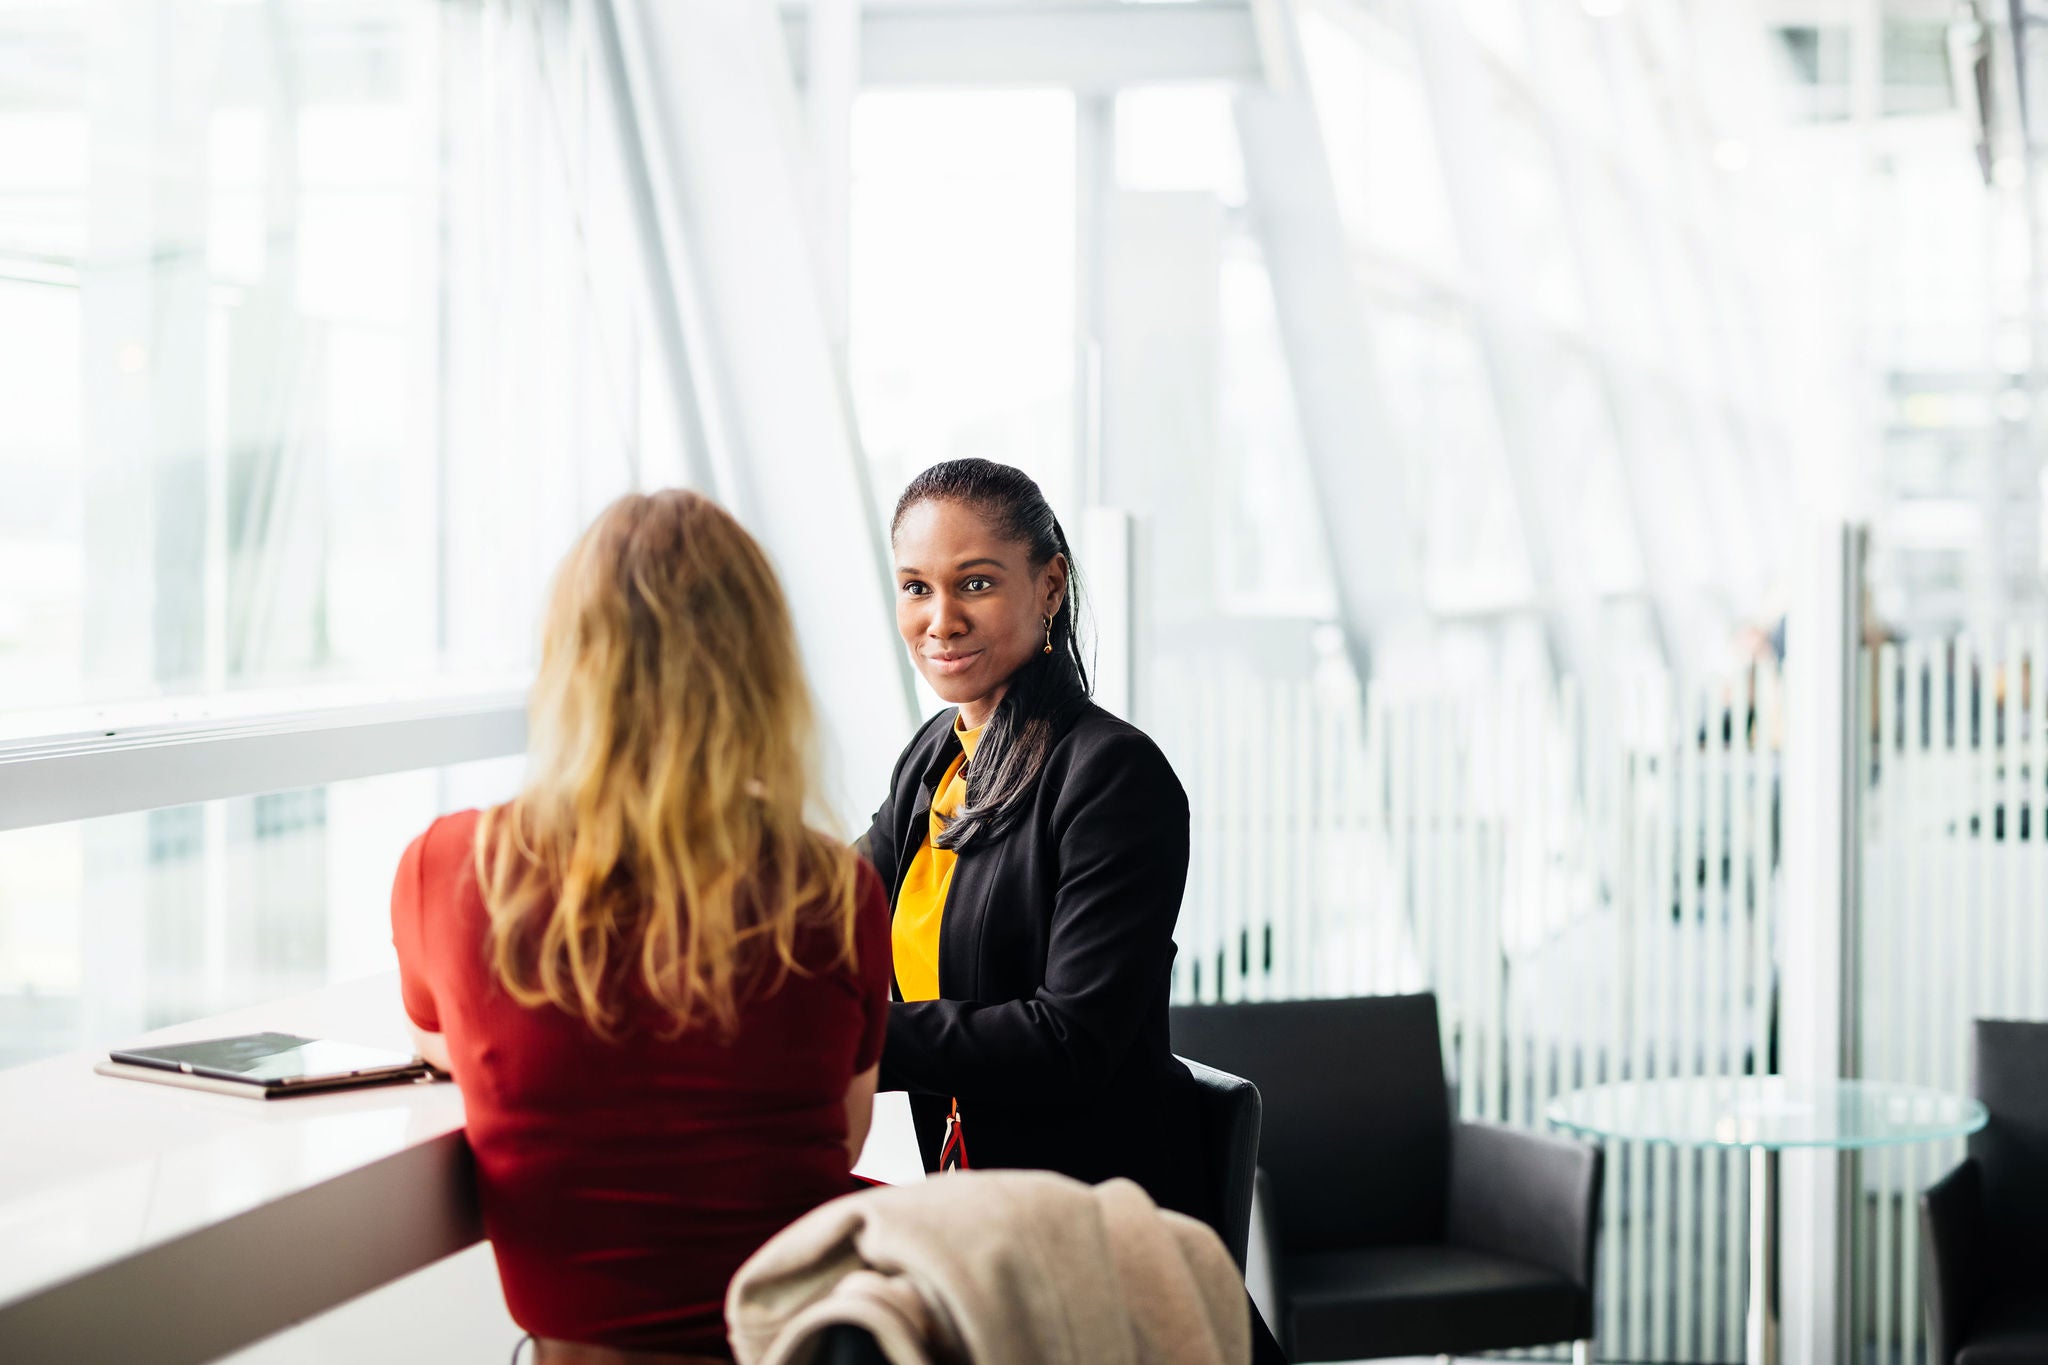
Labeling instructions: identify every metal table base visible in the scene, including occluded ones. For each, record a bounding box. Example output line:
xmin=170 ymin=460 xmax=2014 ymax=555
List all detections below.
xmin=1746 ymin=1147 xmax=1779 ymax=1365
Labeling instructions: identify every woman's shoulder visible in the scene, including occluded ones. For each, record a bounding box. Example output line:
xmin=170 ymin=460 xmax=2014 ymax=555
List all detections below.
xmin=850 ymin=855 xmax=890 ymax=940
xmin=1048 ymin=705 xmax=1184 ymax=797
xmin=852 ymin=851 xmax=886 ymax=900
xmin=784 ymin=842 xmax=888 ymax=976
xmin=419 ymin=806 xmax=483 ymax=854
xmin=391 ymin=810 xmax=487 ymax=958
xmin=1055 ymin=702 xmax=1166 ymax=755
xmin=405 ymin=808 xmax=486 ymax=892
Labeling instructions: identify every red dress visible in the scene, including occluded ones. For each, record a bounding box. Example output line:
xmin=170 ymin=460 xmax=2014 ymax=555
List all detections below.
xmin=390 ymin=809 xmax=891 ymax=1356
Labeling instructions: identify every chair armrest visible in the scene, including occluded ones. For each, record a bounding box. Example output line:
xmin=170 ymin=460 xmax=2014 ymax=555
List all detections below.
xmin=1447 ymin=1119 xmax=1604 ymax=1290
xmin=1921 ymin=1157 xmax=1984 ymax=1365
xmin=1245 ymin=1165 xmax=1285 ymax=1347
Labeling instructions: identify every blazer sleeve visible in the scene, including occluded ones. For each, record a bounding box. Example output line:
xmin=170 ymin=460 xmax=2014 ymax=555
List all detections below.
xmin=880 ymin=731 xmax=1189 ymax=1101
xmin=858 ymin=712 xmax=936 ymax=894
xmin=856 ymin=712 xmax=950 ymax=900
xmin=857 ymin=787 xmax=897 ymax=894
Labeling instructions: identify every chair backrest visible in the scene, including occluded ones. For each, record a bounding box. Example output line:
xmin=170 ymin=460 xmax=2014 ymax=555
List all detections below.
xmin=1174 ymin=1055 xmax=1261 ymax=1269
xmin=1972 ymin=1018 xmax=2048 ymax=1266
xmin=807 ymin=1323 xmax=894 ymax=1365
xmin=1170 ymin=994 xmax=1451 ymax=1254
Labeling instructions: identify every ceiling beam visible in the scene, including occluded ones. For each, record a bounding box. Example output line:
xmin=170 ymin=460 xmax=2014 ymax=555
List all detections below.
xmin=781 ymin=1 xmax=1264 ymax=91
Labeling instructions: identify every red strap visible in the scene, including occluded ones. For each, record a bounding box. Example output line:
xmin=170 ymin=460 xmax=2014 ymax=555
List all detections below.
xmin=939 ymin=1096 xmax=970 ymax=1171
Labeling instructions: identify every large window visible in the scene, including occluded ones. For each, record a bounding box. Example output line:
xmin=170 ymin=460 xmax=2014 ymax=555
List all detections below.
xmin=1297 ymin=1 xmax=1463 ymax=282
xmin=849 ymin=90 xmax=1077 ymax=529
xmin=0 ymin=0 xmax=678 ymax=1066
xmin=1372 ymin=305 xmax=1533 ymax=615
xmin=1117 ymin=83 xmax=1339 ymax=625
xmin=0 ymin=1 xmax=669 ymax=720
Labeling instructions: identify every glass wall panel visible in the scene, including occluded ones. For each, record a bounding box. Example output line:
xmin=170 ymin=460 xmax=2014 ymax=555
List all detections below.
xmin=0 ymin=1 xmax=663 ymax=720
xmin=0 ymin=754 xmax=523 ymax=1071
xmin=1455 ymin=0 xmax=1530 ymax=71
xmin=1527 ymin=345 xmax=1641 ymax=598
xmin=1582 ymin=172 xmax=1666 ymax=370
xmin=1621 ymin=382 xmax=1723 ymax=595
xmin=1882 ymin=19 xmax=1960 ymax=117
xmin=1373 ymin=306 xmax=1533 ymax=611
xmin=1647 ymin=219 xmax=1721 ymax=392
xmin=1113 ymin=84 xmax=1336 ymax=623
xmin=1533 ymin=0 xmax=1617 ymax=143
xmin=1602 ymin=14 xmax=1678 ymax=208
xmin=1489 ymin=81 xmax=1588 ymax=332
xmin=1216 ymin=241 xmax=1338 ymax=618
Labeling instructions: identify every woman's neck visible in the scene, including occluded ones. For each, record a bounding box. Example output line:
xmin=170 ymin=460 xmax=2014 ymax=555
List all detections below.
xmin=957 ymin=687 xmax=1005 ymax=732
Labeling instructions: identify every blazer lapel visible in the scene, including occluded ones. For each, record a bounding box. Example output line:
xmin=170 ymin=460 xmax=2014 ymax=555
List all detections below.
xmin=888 ymin=717 xmax=962 ymax=914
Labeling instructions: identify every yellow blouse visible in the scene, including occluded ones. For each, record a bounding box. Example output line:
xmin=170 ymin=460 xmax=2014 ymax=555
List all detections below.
xmin=891 ymin=716 xmax=983 ymax=1002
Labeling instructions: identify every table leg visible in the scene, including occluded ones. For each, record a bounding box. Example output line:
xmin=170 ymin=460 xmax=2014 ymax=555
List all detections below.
xmin=1746 ymin=1147 xmax=1779 ymax=1365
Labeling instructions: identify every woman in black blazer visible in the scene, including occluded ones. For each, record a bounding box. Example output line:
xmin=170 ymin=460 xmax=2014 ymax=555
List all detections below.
xmin=864 ymin=458 xmax=1207 ymax=1221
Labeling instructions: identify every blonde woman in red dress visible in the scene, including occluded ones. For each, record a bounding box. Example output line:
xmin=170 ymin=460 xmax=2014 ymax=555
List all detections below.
xmin=391 ymin=490 xmax=891 ymax=1365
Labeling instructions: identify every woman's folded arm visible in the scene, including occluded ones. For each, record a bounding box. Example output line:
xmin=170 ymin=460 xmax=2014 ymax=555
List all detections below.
xmin=880 ymin=737 xmax=1188 ymax=1100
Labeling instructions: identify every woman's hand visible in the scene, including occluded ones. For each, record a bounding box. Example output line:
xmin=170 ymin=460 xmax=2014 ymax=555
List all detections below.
xmin=844 ymin=1063 xmax=879 ymax=1166
xmin=410 ymin=1024 xmax=455 ymax=1078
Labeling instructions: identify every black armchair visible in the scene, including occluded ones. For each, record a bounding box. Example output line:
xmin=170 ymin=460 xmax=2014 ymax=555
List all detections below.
xmin=1178 ymin=1055 xmax=1262 ymax=1270
xmin=1171 ymin=994 xmax=1603 ymax=1362
xmin=1921 ymin=1018 xmax=2048 ymax=1365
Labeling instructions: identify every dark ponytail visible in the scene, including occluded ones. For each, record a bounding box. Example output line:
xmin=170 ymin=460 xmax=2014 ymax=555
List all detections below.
xmin=891 ymin=459 xmax=1090 ymax=852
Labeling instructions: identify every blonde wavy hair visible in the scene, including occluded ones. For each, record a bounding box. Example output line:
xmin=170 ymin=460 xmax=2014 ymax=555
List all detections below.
xmin=475 ymin=489 xmax=859 ymax=1040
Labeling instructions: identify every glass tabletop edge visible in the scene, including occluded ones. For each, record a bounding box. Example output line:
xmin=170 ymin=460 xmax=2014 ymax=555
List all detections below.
xmin=1542 ymin=1087 xmax=1989 ymax=1150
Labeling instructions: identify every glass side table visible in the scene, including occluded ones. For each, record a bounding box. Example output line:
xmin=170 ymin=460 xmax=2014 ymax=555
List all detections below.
xmin=1547 ymin=1076 xmax=1986 ymax=1365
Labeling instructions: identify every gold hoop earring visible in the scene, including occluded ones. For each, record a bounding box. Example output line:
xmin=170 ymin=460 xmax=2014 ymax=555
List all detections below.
xmin=1043 ymin=615 xmax=1054 ymax=654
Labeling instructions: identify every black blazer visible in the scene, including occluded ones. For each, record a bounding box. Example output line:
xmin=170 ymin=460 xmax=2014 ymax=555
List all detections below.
xmin=863 ymin=701 xmax=1207 ymax=1220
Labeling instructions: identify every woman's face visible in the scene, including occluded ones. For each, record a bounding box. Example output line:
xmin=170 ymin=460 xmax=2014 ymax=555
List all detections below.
xmin=893 ymin=498 xmax=1066 ymax=728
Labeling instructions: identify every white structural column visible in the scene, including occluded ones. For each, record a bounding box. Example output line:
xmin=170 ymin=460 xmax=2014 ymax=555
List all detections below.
xmin=600 ymin=0 xmax=914 ymax=818
xmin=1075 ymin=93 xmax=1112 ymax=508
xmin=1231 ymin=2 xmax=1426 ymax=683
xmin=1098 ymin=189 xmax=1226 ymax=657
xmin=1779 ymin=518 xmax=1866 ymax=1365
xmin=1073 ymin=96 xmax=1139 ymax=719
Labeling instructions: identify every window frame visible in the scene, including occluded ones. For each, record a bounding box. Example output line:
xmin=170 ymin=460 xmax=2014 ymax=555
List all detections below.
xmin=0 ymin=680 xmax=527 ymax=835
